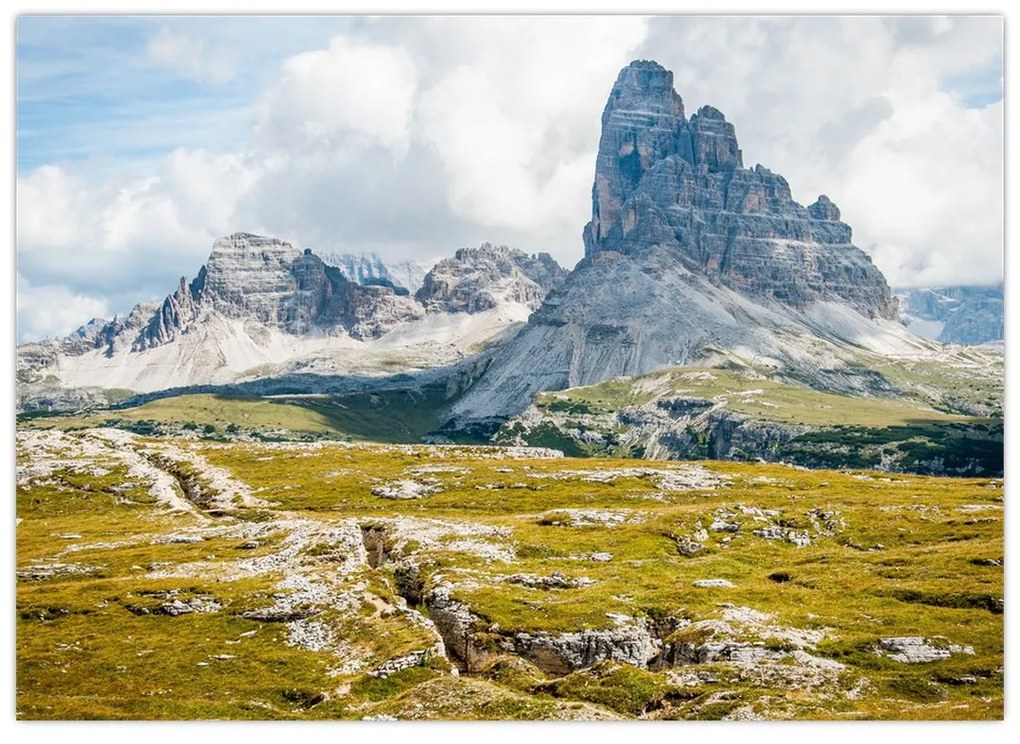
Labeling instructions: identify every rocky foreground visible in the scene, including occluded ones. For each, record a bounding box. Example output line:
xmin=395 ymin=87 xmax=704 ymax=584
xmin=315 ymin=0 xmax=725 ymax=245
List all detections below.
xmin=16 ymin=429 xmax=1003 ymax=720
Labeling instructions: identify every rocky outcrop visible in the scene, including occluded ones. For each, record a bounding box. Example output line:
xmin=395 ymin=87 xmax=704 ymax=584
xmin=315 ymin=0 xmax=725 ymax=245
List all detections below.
xmin=512 ymin=624 xmax=660 ymax=676
xmin=584 ymin=61 xmax=894 ymax=318
xmin=495 ymin=367 xmax=1003 ymax=477
xmin=325 ymin=274 xmax=425 ymax=340
xmin=447 ymin=60 xmax=919 ymax=427
xmin=134 ymin=275 xmax=204 ymax=350
xmin=416 ymin=243 xmax=566 ymax=314
xmin=897 ymin=284 xmax=1003 ymax=345
xmin=127 ymin=234 xmax=424 ymax=348
xmin=873 ymin=637 xmax=975 ymax=664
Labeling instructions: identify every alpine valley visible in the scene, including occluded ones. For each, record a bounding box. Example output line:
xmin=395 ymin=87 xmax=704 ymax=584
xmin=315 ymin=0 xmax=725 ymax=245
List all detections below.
xmin=16 ymin=60 xmax=1003 ymax=721
xmin=18 ymin=60 xmax=1002 ymax=480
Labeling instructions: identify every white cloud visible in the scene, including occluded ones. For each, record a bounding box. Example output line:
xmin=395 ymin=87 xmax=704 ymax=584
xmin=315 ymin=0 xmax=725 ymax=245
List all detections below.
xmin=16 ymin=149 xmax=259 ymax=300
xmin=16 ymin=274 xmax=110 ymax=343
xmin=843 ymin=97 xmax=1003 ymax=287
xmin=255 ymin=36 xmax=418 ymax=155
xmin=417 ymin=17 xmax=647 ymax=236
xmin=147 ymin=27 xmax=237 ymax=85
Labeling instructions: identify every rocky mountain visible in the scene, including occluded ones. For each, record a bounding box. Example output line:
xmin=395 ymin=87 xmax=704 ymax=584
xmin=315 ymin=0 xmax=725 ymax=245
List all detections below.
xmin=16 ymin=236 xmax=566 ymax=408
xmin=447 ymin=60 xmax=926 ymax=429
xmin=148 ymin=234 xmax=427 ymax=347
xmin=896 ymin=285 xmax=1003 ymax=345
xmin=416 ymin=243 xmax=567 ymax=314
xmin=583 ymin=62 xmax=896 ymax=319
xmin=318 ymin=251 xmax=433 ymax=294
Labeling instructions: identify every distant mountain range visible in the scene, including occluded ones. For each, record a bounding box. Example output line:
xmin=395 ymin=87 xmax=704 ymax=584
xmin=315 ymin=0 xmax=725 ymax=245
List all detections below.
xmin=17 ymin=238 xmax=565 ymax=410
xmin=317 ymin=251 xmax=434 ymax=294
xmin=895 ymin=284 xmax=1003 ymax=345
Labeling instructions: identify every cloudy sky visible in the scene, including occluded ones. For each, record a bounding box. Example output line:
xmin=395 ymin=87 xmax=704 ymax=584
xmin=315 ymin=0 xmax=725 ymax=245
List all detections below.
xmin=16 ymin=15 xmax=1003 ymax=342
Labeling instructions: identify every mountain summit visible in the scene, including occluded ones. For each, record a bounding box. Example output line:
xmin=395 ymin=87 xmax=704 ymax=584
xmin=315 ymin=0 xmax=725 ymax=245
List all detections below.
xmin=584 ymin=60 xmax=896 ymax=319
xmin=447 ymin=60 xmax=921 ymax=427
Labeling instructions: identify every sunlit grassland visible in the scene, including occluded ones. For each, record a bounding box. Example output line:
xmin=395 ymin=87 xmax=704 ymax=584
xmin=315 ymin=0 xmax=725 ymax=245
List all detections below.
xmin=17 ymin=433 xmax=1003 ymax=720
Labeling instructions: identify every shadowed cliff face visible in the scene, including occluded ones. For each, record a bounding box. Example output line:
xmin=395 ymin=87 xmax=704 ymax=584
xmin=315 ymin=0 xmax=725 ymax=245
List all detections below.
xmin=582 ymin=60 xmax=896 ymax=321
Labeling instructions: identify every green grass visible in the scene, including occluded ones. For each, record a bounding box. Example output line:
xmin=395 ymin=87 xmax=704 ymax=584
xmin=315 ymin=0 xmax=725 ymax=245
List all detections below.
xmin=23 ymin=384 xmax=452 ymax=443
xmin=537 ymin=367 xmax=970 ymax=428
xmin=16 ymin=430 xmax=1003 ymax=720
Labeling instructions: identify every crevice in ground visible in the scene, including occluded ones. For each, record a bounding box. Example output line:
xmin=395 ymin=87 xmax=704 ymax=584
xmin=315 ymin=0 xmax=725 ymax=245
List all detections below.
xmin=141 ymin=451 xmax=225 ymax=515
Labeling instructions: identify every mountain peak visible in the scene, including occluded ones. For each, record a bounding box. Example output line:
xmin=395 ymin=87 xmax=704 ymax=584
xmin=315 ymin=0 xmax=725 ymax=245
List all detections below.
xmin=450 ymin=59 xmax=904 ymax=426
xmin=605 ymin=59 xmax=685 ymax=120
xmin=583 ymin=59 xmax=891 ymax=319
xmin=416 ymin=243 xmax=566 ymax=314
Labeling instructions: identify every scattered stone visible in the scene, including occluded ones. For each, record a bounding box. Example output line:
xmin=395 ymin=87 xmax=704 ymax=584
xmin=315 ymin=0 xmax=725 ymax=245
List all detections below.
xmin=735 ymin=504 xmax=781 ymax=521
xmin=539 ymin=509 xmax=634 ymax=528
xmin=369 ymin=650 xmax=434 ymax=678
xmin=970 ymin=558 xmax=1002 ymax=567
xmin=943 ymin=675 xmax=978 ymax=685
xmin=668 ymin=670 xmax=721 ymax=688
xmin=807 ymin=508 xmax=847 ymax=535
xmin=158 ymin=596 xmax=222 ymax=616
xmin=675 ymin=536 xmax=706 ymax=557
xmin=710 ymin=520 xmax=739 ymax=533
xmin=502 ymin=572 xmax=596 ymax=590
xmin=753 ymin=526 xmax=811 ymax=547
xmin=123 ymin=590 xmax=222 ymax=617
xmin=874 ymin=637 xmax=975 ymax=663
xmin=371 ymin=479 xmax=441 ymax=500
xmin=17 ymin=562 xmax=103 ymax=581
xmin=238 ymin=541 xmax=260 ymax=550
xmin=406 ymin=465 xmax=468 ymax=476
xmin=286 ymin=619 xmax=335 ymax=652
xmin=725 ymin=705 xmax=763 ymax=721
xmin=168 ymin=534 xmax=205 ymax=544
xmin=693 ymin=579 xmax=735 ymax=588
xmin=241 ymin=607 xmax=318 ymax=623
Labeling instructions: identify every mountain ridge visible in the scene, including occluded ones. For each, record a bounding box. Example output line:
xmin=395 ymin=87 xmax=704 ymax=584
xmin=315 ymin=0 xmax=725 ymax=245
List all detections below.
xmin=16 ymin=238 xmax=565 ymax=410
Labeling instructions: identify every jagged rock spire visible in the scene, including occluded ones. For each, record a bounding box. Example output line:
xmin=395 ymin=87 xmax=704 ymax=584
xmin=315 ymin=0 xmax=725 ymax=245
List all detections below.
xmin=581 ymin=58 xmax=895 ymax=322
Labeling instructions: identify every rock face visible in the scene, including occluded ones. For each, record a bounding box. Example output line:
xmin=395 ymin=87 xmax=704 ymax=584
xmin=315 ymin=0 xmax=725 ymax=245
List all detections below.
xmin=583 ymin=60 xmax=895 ymax=319
xmin=896 ymin=284 xmax=1003 ymax=345
xmin=416 ymin=243 xmax=567 ymax=314
xmin=131 ymin=233 xmax=424 ymax=348
xmin=448 ymin=60 xmax=919 ymax=427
